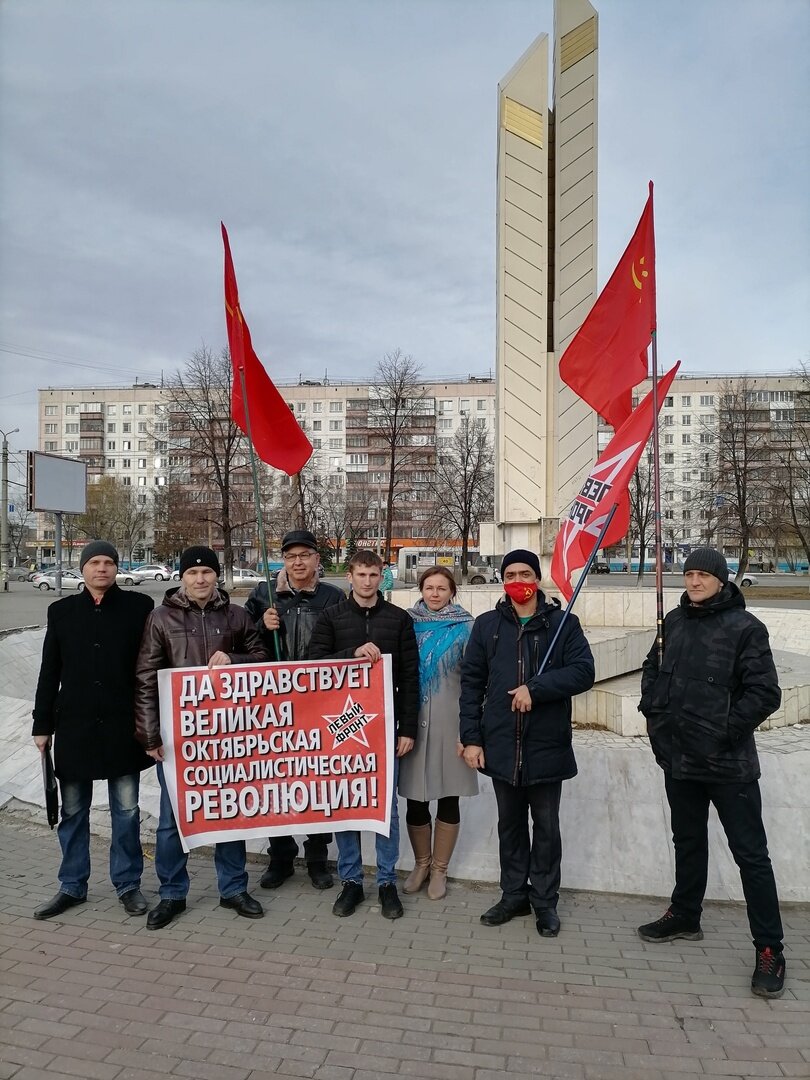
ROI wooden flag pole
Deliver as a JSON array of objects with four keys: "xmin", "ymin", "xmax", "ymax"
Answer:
[{"xmin": 238, "ymin": 364, "xmax": 282, "ymax": 661}]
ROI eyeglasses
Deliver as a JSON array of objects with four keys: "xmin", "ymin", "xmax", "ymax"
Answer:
[{"xmin": 283, "ymin": 551, "xmax": 317, "ymax": 562}]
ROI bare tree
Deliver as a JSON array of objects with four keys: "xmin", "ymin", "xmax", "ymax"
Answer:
[
  {"xmin": 431, "ymin": 416, "xmax": 494, "ymax": 575},
  {"xmin": 771, "ymin": 362, "xmax": 810, "ymax": 565},
  {"xmin": 8, "ymin": 504, "xmax": 35, "ymax": 565},
  {"xmin": 368, "ymin": 350, "xmax": 428, "ymax": 561},
  {"xmin": 628, "ymin": 454, "xmax": 655, "ymax": 581},
  {"xmin": 76, "ymin": 477, "xmax": 131, "ymax": 547},
  {"xmin": 164, "ymin": 345, "xmax": 259, "ymax": 585}
]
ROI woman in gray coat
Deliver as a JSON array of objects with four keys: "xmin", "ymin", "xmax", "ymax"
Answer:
[{"xmin": 399, "ymin": 566, "xmax": 477, "ymax": 899}]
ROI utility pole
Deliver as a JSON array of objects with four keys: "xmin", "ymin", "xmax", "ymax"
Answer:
[{"xmin": 1, "ymin": 428, "xmax": 20, "ymax": 592}]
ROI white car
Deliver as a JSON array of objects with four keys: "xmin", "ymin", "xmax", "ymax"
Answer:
[
  {"xmin": 116, "ymin": 569, "xmax": 144, "ymax": 586},
  {"xmin": 31, "ymin": 569, "xmax": 85, "ymax": 591},
  {"xmin": 133, "ymin": 563, "xmax": 173, "ymax": 580},
  {"xmin": 226, "ymin": 568, "xmax": 265, "ymax": 584},
  {"xmin": 731, "ymin": 572, "xmax": 758, "ymax": 588}
]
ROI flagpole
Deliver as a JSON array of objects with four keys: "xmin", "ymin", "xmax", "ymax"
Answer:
[
  {"xmin": 238, "ymin": 364, "xmax": 282, "ymax": 661},
  {"xmin": 649, "ymin": 329, "xmax": 665, "ymax": 664},
  {"xmin": 537, "ymin": 503, "xmax": 618, "ymax": 678}
]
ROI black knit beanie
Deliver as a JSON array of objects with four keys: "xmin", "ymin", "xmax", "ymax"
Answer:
[
  {"xmin": 179, "ymin": 545, "xmax": 221, "ymax": 577},
  {"xmin": 683, "ymin": 547, "xmax": 728, "ymax": 584},
  {"xmin": 500, "ymin": 548, "xmax": 542, "ymax": 579},
  {"xmin": 79, "ymin": 541, "xmax": 119, "ymax": 571}
]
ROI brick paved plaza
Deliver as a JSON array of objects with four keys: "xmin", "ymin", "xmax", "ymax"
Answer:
[{"xmin": 0, "ymin": 812, "xmax": 807, "ymax": 1080}]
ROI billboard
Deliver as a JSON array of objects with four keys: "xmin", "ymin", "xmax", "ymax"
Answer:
[{"xmin": 28, "ymin": 452, "xmax": 87, "ymax": 514}]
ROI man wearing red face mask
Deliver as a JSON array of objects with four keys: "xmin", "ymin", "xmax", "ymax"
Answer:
[{"xmin": 459, "ymin": 549, "xmax": 594, "ymax": 937}]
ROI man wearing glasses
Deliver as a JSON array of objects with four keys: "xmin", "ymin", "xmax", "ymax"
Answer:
[{"xmin": 245, "ymin": 529, "xmax": 345, "ymax": 890}]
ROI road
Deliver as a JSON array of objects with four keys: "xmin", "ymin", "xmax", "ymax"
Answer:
[{"xmin": 1, "ymin": 572, "xmax": 808, "ymax": 633}]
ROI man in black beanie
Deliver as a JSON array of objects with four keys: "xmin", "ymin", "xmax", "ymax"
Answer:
[
  {"xmin": 459, "ymin": 549, "xmax": 594, "ymax": 938},
  {"xmin": 638, "ymin": 546, "xmax": 786, "ymax": 998}
]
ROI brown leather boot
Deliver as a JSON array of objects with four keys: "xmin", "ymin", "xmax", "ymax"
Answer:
[
  {"xmin": 402, "ymin": 823, "xmax": 432, "ymax": 894},
  {"xmin": 427, "ymin": 820, "xmax": 459, "ymax": 900}
]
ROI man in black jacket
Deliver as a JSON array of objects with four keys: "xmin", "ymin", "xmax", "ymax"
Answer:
[
  {"xmin": 637, "ymin": 547, "xmax": 786, "ymax": 998},
  {"xmin": 244, "ymin": 528, "xmax": 344, "ymax": 890},
  {"xmin": 308, "ymin": 549, "xmax": 419, "ymax": 920},
  {"xmin": 31, "ymin": 541, "xmax": 154, "ymax": 920},
  {"xmin": 460, "ymin": 549, "xmax": 594, "ymax": 938}
]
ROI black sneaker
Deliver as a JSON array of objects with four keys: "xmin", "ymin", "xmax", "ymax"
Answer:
[
  {"xmin": 379, "ymin": 883, "xmax": 404, "ymax": 920},
  {"xmin": 332, "ymin": 881, "xmax": 365, "ymax": 917},
  {"xmin": 637, "ymin": 908, "xmax": 703, "ymax": 942},
  {"xmin": 751, "ymin": 946, "xmax": 786, "ymax": 999}
]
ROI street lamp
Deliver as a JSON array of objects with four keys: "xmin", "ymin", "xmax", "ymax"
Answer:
[{"xmin": 1, "ymin": 427, "xmax": 20, "ymax": 592}]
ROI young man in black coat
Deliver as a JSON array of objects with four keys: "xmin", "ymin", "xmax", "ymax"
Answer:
[
  {"xmin": 637, "ymin": 548, "xmax": 786, "ymax": 998},
  {"xmin": 244, "ymin": 528, "xmax": 345, "ymax": 890},
  {"xmin": 31, "ymin": 541, "xmax": 154, "ymax": 920},
  {"xmin": 308, "ymin": 549, "xmax": 419, "ymax": 920},
  {"xmin": 460, "ymin": 549, "xmax": 594, "ymax": 938}
]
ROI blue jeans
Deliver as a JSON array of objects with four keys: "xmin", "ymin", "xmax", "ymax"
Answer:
[
  {"xmin": 57, "ymin": 773, "xmax": 143, "ymax": 899},
  {"xmin": 336, "ymin": 759, "xmax": 400, "ymax": 886},
  {"xmin": 155, "ymin": 764, "xmax": 248, "ymax": 900}
]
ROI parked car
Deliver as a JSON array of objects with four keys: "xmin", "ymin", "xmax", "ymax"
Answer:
[
  {"xmin": 31, "ymin": 569, "xmax": 85, "ymax": 591},
  {"xmin": 467, "ymin": 564, "xmax": 501, "ymax": 585},
  {"xmin": 5, "ymin": 566, "xmax": 30, "ymax": 581},
  {"xmin": 132, "ymin": 563, "xmax": 173, "ymax": 580},
  {"xmin": 116, "ymin": 569, "xmax": 144, "ymax": 586},
  {"xmin": 225, "ymin": 568, "xmax": 265, "ymax": 584},
  {"xmin": 731, "ymin": 572, "xmax": 758, "ymax": 588},
  {"xmin": 592, "ymin": 560, "xmax": 611, "ymax": 574}
]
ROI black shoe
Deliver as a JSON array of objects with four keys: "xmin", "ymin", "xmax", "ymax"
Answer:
[
  {"xmin": 379, "ymin": 883, "xmax": 404, "ymax": 920},
  {"xmin": 260, "ymin": 863, "xmax": 294, "ymax": 889},
  {"xmin": 480, "ymin": 898, "xmax": 532, "ymax": 926},
  {"xmin": 147, "ymin": 898, "xmax": 186, "ymax": 930},
  {"xmin": 332, "ymin": 881, "xmax": 365, "ymax": 917},
  {"xmin": 34, "ymin": 891, "xmax": 86, "ymax": 920},
  {"xmin": 220, "ymin": 892, "xmax": 264, "ymax": 919},
  {"xmin": 751, "ymin": 946, "xmax": 786, "ymax": 999},
  {"xmin": 637, "ymin": 908, "xmax": 703, "ymax": 943},
  {"xmin": 119, "ymin": 888, "xmax": 148, "ymax": 916},
  {"xmin": 307, "ymin": 863, "xmax": 334, "ymax": 890},
  {"xmin": 535, "ymin": 907, "xmax": 561, "ymax": 937}
]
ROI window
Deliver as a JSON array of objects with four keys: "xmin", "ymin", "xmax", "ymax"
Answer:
[
  {"xmin": 312, "ymin": 402, "xmax": 323, "ymax": 413},
  {"xmin": 296, "ymin": 402, "xmax": 305, "ymax": 413},
  {"xmin": 682, "ymin": 471, "xmax": 692, "ymax": 482},
  {"xmin": 682, "ymin": 433, "xmax": 691, "ymax": 444},
  {"xmin": 44, "ymin": 423, "xmax": 57, "ymax": 434},
  {"xmin": 138, "ymin": 422, "xmax": 147, "ymax": 433},
  {"xmin": 65, "ymin": 405, "xmax": 79, "ymax": 415},
  {"xmin": 664, "ymin": 452, "xmax": 674, "ymax": 464},
  {"xmin": 328, "ymin": 420, "xmax": 343, "ymax": 431},
  {"xmin": 664, "ymin": 396, "xmax": 673, "ymax": 408},
  {"xmin": 138, "ymin": 404, "xmax": 148, "ymax": 415},
  {"xmin": 154, "ymin": 422, "xmax": 167, "ymax": 434},
  {"xmin": 439, "ymin": 399, "xmax": 453, "ymax": 413},
  {"xmin": 438, "ymin": 418, "xmax": 452, "ymax": 430},
  {"xmin": 138, "ymin": 458, "xmax": 146, "ymax": 469},
  {"xmin": 138, "ymin": 440, "xmax": 146, "ymax": 451},
  {"xmin": 312, "ymin": 420, "xmax": 322, "ymax": 431},
  {"xmin": 122, "ymin": 476, "xmax": 131, "ymax": 486},
  {"xmin": 682, "ymin": 510, "xmax": 691, "ymax": 522},
  {"xmin": 65, "ymin": 423, "xmax": 79, "ymax": 434},
  {"xmin": 329, "ymin": 401, "xmax": 343, "ymax": 413},
  {"xmin": 312, "ymin": 438, "xmax": 322, "ymax": 449},
  {"xmin": 45, "ymin": 405, "xmax": 57, "ymax": 416},
  {"xmin": 663, "ymin": 415, "xmax": 674, "ymax": 426},
  {"xmin": 107, "ymin": 423, "xmax": 116, "ymax": 433},
  {"xmin": 663, "ymin": 433, "xmax": 674, "ymax": 445},
  {"xmin": 700, "ymin": 394, "xmax": 714, "ymax": 406},
  {"xmin": 328, "ymin": 438, "xmax": 342, "ymax": 449},
  {"xmin": 460, "ymin": 399, "xmax": 470, "ymax": 412},
  {"xmin": 45, "ymin": 441, "xmax": 57, "ymax": 451},
  {"xmin": 122, "ymin": 458, "xmax": 131, "ymax": 468},
  {"xmin": 138, "ymin": 476, "xmax": 147, "ymax": 486},
  {"xmin": 348, "ymin": 453, "xmax": 368, "ymax": 465},
  {"xmin": 682, "ymin": 414, "xmax": 691, "ymax": 426},
  {"xmin": 122, "ymin": 423, "xmax": 131, "ymax": 433},
  {"xmin": 699, "ymin": 432, "xmax": 714, "ymax": 444},
  {"xmin": 106, "ymin": 458, "xmax": 115, "ymax": 469},
  {"xmin": 477, "ymin": 399, "xmax": 486, "ymax": 411},
  {"xmin": 107, "ymin": 441, "xmax": 116, "ymax": 450},
  {"xmin": 664, "ymin": 509, "xmax": 674, "ymax": 520},
  {"xmin": 681, "ymin": 395, "xmax": 691, "ymax": 407},
  {"xmin": 65, "ymin": 441, "xmax": 78, "ymax": 452},
  {"xmin": 122, "ymin": 404, "xmax": 132, "ymax": 415}
]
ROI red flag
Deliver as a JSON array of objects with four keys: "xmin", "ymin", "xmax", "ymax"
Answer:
[
  {"xmin": 222, "ymin": 223, "xmax": 312, "ymax": 475},
  {"xmin": 559, "ymin": 183, "xmax": 656, "ymax": 430},
  {"xmin": 550, "ymin": 362, "xmax": 680, "ymax": 602}
]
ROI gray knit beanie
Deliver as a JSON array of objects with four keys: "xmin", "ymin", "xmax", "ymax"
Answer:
[
  {"xmin": 683, "ymin": 547, "xmax": 729, "ymax": 584},
  {"xmin": 79, "ymin": 541, "xmax": 119, "ymax": 571}
]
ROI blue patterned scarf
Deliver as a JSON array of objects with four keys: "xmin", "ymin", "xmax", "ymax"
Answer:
[{"xmin": 408, "ymin": 599, "xmax": 474, "ymax": 706}]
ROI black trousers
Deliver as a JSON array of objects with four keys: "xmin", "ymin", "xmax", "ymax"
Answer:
[
  {"xmin": 491, "ymin": 778, "xmax": 562, "ymax": 911},
  {"xmin": 268, "ymin": 833, "xmax": 332, "ymax": 866},
  {"xmin": 665, "ymin": 774, "xmax": 783, "ymax": 949}
]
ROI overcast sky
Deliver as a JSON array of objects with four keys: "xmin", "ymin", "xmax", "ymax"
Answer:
[{"xmin": 1, "ymin": 0, "xmax": 808, "ymax": 485}]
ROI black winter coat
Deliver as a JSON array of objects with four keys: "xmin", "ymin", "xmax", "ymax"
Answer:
[
  {"xmin": 639, "ymin": 583, "xmax": 781, "ymax": 783},
  {"xmin": 32, "ymin": 585, "xmax": 154, "ymax": 781},
  {"xmin": 308, "ymin": 593, "xmax": 420, "ymax": 740},
  {"xmin": 244, "ymin": 577, "xmax": 345, "ymax": 660},
  {"xmin": 459, "ymin": 596, "xmax": 595, "ymax": 786}
]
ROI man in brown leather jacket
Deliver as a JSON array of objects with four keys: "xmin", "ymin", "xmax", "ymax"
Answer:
[{"xmin": 135, "ymin": 545, "xmax": 268, "ymax": 930}]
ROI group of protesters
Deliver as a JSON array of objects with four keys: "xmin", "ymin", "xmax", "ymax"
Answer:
[{"xmin": 30, "ymin": 532, "xmax": 787, "ymax": 998}]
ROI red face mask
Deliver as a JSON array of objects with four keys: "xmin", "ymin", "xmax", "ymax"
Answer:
[{"xmin": 504, "ymin": 580, "xmax": 538, "ymax": 605}]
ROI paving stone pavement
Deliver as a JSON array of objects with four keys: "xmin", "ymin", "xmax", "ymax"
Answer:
[{"xmin": 1, "ymin": 812, "xmax": 808, "ymax": 1080}]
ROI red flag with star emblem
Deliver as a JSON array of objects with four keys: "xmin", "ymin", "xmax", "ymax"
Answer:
[
  {"xmin": 551, "ymin": 361, "xmax": 679, "ymax": 602},
  {"xmin": 222, "ymin": 223, "xmax": 312, "ymax": 475},
  {"xmin": 559, "ymin": 183, "xmax": 656, "ymax": 431}
]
